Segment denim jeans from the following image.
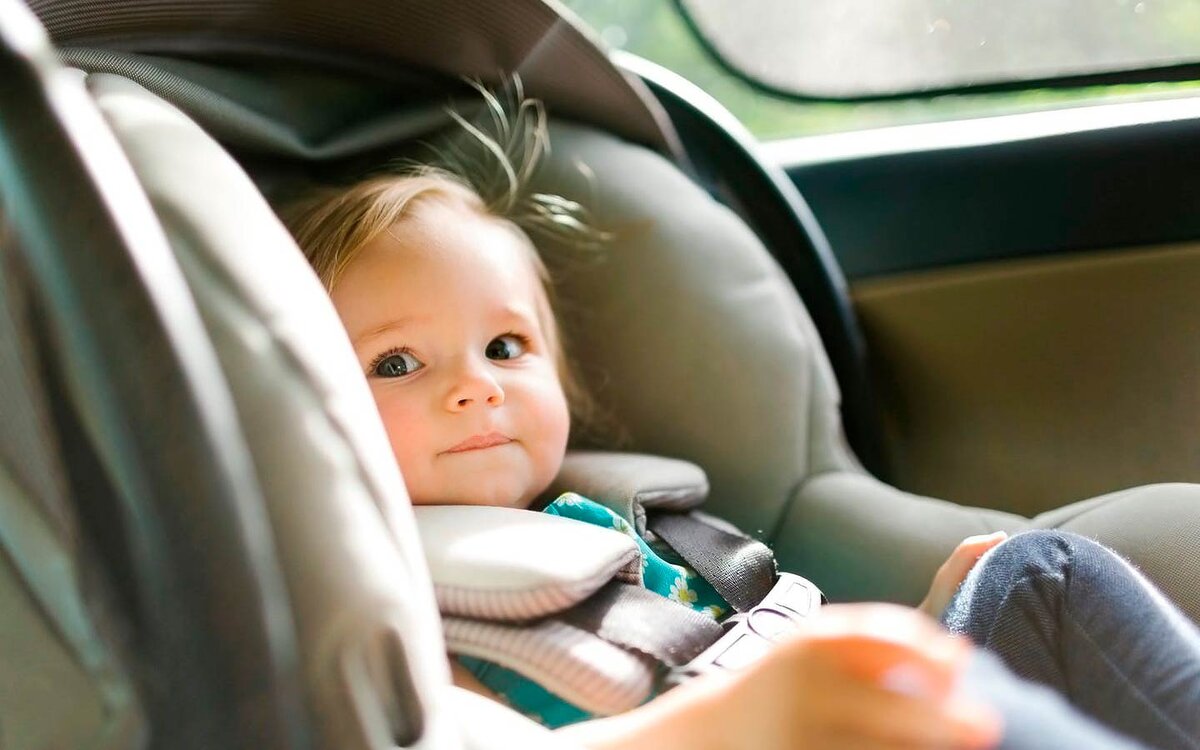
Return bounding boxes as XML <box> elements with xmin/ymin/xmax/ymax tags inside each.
<box><xmin>942</xmin><ymin>530</ymin><xmax>1200</xmax><ymax>750</ymax></box>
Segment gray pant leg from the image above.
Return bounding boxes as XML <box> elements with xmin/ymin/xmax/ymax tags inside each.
<box><xmin>943</xmin><ymin>530</ymin><xmax>1200</xmax><ymax>750</ymax></box>
<box><xmin>962</xmin><ymin>651</ymin><xmax>1153</xmax><ymax>750</ymax></box>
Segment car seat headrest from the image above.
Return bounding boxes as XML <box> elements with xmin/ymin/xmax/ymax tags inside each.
<box><xmin>528</xmin><ymin>122</ymin><xmax>857</xmax><ymax>536</ymax></box>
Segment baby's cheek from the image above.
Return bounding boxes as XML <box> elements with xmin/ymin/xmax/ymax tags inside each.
<box><xmin>373</xmin><ymin>392</ymin><xmax>432</xmax><ymax>474</ymax></box>
<box><xmin>530</xmin><ymin>381</ymin><xmax>571</xmax><ymax>478</ymax></box>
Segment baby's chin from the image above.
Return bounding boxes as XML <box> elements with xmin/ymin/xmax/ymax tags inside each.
<box><xmin>401</xmin><ymin>450</ymin><xmax>563</xmax><ymax>509</ymax></box>
<box><xmin>406</xmin><ymin>479</ymin><xmax>542</xmax><ymax>509</ymax></box>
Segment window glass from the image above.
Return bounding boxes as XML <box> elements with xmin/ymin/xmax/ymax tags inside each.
<box><xmin>683</xmin><ymin>0</ymin><xmax>1200</xmax><ymax>98</ymax></box>
<box><xmin>560</xmin><ymin>0</ymin><xmax>1200</xmax><ymax>140</ymax></box>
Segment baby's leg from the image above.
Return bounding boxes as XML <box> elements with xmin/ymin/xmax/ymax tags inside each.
<box><xmin>960</xmin><ymin>650</ymin><xmax>1152</xmax><ymax>750</ymax></box>
<box><xmin>943</xmin><ymin>530</ymin><xmax>1200</xmax><ymax>749</ymax></box>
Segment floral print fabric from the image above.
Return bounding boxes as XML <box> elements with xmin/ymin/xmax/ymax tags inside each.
<box><xmin>544</xmin><ymin>493</ymin><xmax>727</xmax><ymax>618</ymax></box>
<box><xmin>458</xmin><ymin>492</ymin><xmax>730</xmax><ymax>728</ymax></box>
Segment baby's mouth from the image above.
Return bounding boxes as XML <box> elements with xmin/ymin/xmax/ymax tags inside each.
<box><xmin>443</xmin><ymin>432</ymin><xmax>513</xmax><ymax>454</ymax></box>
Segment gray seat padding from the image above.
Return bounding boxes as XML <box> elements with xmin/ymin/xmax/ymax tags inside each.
<box><xmin>528</xmin><ymin>121</ymin><xmax>1200</xmax><ymax>621</ymax></box>
<box><xmin>80</xmin><ymin>56</ymin><xmax>1200</xmax><ymax>750</ymax></box>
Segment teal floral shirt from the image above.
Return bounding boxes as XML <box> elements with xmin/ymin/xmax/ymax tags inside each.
<box><xmin>458</xmin><ymin>492</ymin><xmax>729</xmax><ymax>728</ymax></box>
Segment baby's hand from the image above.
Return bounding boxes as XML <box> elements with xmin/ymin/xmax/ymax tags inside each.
<box><xmin>686</xmin><ymin>603</ymin><xmax>1002</xmax><ymax>750</ymax></box>
<box><xmin>920</xmin><ymin>532</ymin><xmax>1009</xmax><ymax>619</ymax></box>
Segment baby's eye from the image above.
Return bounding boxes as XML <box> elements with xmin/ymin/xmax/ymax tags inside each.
<box><xmin>485</xmin><ymin>334</ymin><xmax>527</xmax><ymax>361</ymax></box>
<box><xmin>371</xmin><ymin>350</ymin><xmax>424</xmax><ymax>378</ymax></box>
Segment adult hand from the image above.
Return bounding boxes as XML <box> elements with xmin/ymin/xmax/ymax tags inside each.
<box><xmin>617</xmin><ymin>603</ymin><xmax>1003</xmax><ymax>750</ymax></box>
<box><xmin>920</xmin><ymin>532</ymin><xmax>1008</xmax><ymax>619</ymax></box>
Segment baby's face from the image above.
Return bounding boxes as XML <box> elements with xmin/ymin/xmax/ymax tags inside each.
<box><xmin>330</xmin><ymin>199</ymin><xmax>570</xmax><ymax>508</ymax></box>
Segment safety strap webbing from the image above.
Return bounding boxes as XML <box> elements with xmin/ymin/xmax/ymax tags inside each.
<box><xmin>442</xmin><ymin>512</ymin><xmax>777</xmax><ymax>704</ymax></box>
<box><xmin>560</xmin><ymin>581</ymin><xmax>724</xmax><ymax>667</ymax></box>
<box><xmin>647</xmin><ymin>511</ymin><xmax>777</xmax><ymax>613</ymax></box>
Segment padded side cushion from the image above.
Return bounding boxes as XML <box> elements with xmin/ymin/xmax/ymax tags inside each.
<box><xmin>87</xmin><ymin>72</ymin><xmax>465</xmax><ymax>750</ymax></box>
<box><xmin>529</xmin><ymin>122</ymin><xmax>856</xmax><ymax>539</ymax></box>
<box><xmin>416</xmin><ymin>505</ymin><xmax>642</xmax><ymax>621</ymax></box>
<box><xmin>544</xmin><ymin>451</ymin><xmax>708</xmax><ymax>532</ymax></box>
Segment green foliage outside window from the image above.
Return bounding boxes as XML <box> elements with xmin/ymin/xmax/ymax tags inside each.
<box><xmin>559</xmin><ymin>0</ymin><xmax>1200</xmax><ymax>140</ymax></box>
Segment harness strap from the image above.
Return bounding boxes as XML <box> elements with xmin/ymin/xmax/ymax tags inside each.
<box><xmin>648</xmin><ymin>511</ymin><xmax>777</xmax><ymax>613</ymax></box>
<box><xmin>560</xmin><ymin>581</ymin><xmax>724</xmax><ymax>667</ymax></box>
<box><xmin>444</xmin><ymin>616</ymin><xmax>655</xmax><ymax>715</ymax></box>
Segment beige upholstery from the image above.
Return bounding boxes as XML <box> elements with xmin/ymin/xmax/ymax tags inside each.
<box><xmin>853</xmin><ymin>243</ymin><xmax>1200</xmax><ymax>516</ymax></box>
<box><xmin>529</xmin><ymin>122</ymin><xmax>1200</xmax><ymax>622</ymax></box>
<box><xmin>777</xmin><ymin>472</ymin><xmax>1200</xmax><ymax>608</ymax></box>
<box><xmin>532</xmin><ymin>123</ymin><xmax>857</xmax><ymax>539</ymax></box>
<box><xmin>0</xmin><ymin>466</ymin><xmax>144</xmax><ymax>750</ymax></box>
<box><xmin>93</xmin><ymin>65</ymin><xmax>1200</xmax><ymax>627</ymax></box>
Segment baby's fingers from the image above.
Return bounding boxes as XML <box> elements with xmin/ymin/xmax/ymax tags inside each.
<box><xmin>703</xmin><ymin>608</ymin><xmax>1001</xmax><ymax>750</ymax></box>
<box><xmin>924</xmin><ymin>533</ymin><xmax>1009</xmax><ymax>617</ymax></box>
<box><xmin>946</xmin><ymin>533</ymin><xmax>1009</xmax><ymax>578</ymax></box>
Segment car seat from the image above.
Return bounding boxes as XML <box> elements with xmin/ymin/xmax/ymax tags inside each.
<box><xmin>6</xmin><ymin>0</ymin><xmax>1200</xmax><ymax>747</ymax></box>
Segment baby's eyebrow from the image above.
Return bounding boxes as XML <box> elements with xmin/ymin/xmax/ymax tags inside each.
<box><xmin>352</xmin><ymin>316</ymin><xmax>423</xmax><ymax>348</ymax></box>
<box><xmin>497</xmin><ymin>304</ymin><xmax>539</xmax><ymax>326</ymax></box>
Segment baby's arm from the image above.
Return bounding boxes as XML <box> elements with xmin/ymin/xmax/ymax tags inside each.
<box><xmin>461</xmin><ymin>605</ymin><xmax>1001</xmax><ymax>750</ymax></box>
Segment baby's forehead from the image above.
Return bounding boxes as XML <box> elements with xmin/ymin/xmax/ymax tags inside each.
<box><xmin>386</xmin><ymin>200</ymin><xmax>538</xmax><ymax>271</ymax></box>
<box><xmin>346</xmin><ymin>207</ymin><xmax>543</xmax><ymax>307</ymax></box>
<box><xmin>406</xmin><ymin>194</ymin><xmax>531</xmax><ymax>245</ymax></box>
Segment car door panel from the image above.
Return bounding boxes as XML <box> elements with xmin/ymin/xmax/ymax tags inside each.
<box><xmin>779</xmin><ymin>112</ymin><xmax>1200</xmax><ymax>512</ymax></box>
<box><xmin>852</xmin><ymin>241</ymin><xmax>1200</xmax><ymax>514</ymax></box>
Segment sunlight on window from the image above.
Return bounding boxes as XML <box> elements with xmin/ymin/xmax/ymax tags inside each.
<box><xmin>559</xmin><ymin>0</ymin><xmax>1200</xmax><ymax>140</ymax></box>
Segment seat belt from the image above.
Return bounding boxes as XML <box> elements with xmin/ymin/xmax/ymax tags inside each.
<box><xmin>445</xmin><ymin>579</ymin><xmax>727</xmax><ymax>716</ymax></box>
<box><xmin>442</xmin><ymin>516</ymin><xmax>817</xmax><ymax>714</ymax></box>
<box><xmin>560</xmin><ymin>580</ymin><xmax>724</xmax><ymax>667</ymax></box>
<box><xmin>647</xmin><ymin>510</ymin><xmax>777</xmax><ymax>613</ymax></box>
<box><xmin>422</xmin><ymin>475</ymin><xmax>800</xmax><ymax>714</ymax></box>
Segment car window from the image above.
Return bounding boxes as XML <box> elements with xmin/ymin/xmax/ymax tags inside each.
<box><xmin>561</xmin><ymin>0</ymin><xmax>1200</xmax><ymax>140</ymax></box>
<box><xmin>681</xmin><ymin>0</ymin><xmax>1200</xmax><ymax>98</ymax></box>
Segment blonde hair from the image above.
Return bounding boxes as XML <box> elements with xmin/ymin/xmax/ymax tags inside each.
<box><xmin>285</xmin><ymin>169</ymin><xmax>479</xmax><ymax>289</ymax></box>
<box><xmin>282</xmin><ymin>82</ymin><xmax>604</xmax><ymax>434</ymax></box>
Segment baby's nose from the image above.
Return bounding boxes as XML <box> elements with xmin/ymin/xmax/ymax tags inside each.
<box><xmin>445</xmin><ymin>362</ymin><xmax>505</xmax><ymax>411</ymax></box>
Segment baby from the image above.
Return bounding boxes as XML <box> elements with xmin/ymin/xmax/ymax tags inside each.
<box><xmin>284</xmin><ymin>107</ymin><xmax>735</xmax><ymax>724</ymax></box>
<box><xmin>282</xmin><ymin>96</ymin><xmax>1007</xmax><ymax>748</ymax></box>
<box><xmin>283</xmin><ymin>92</ymin><xmax>1199</xmax><ymax>750</ymax></box>
<box><xmin>296</xmin><ymin>170</ymin><xmax>572</xmax><ymax>511</ymax></box>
